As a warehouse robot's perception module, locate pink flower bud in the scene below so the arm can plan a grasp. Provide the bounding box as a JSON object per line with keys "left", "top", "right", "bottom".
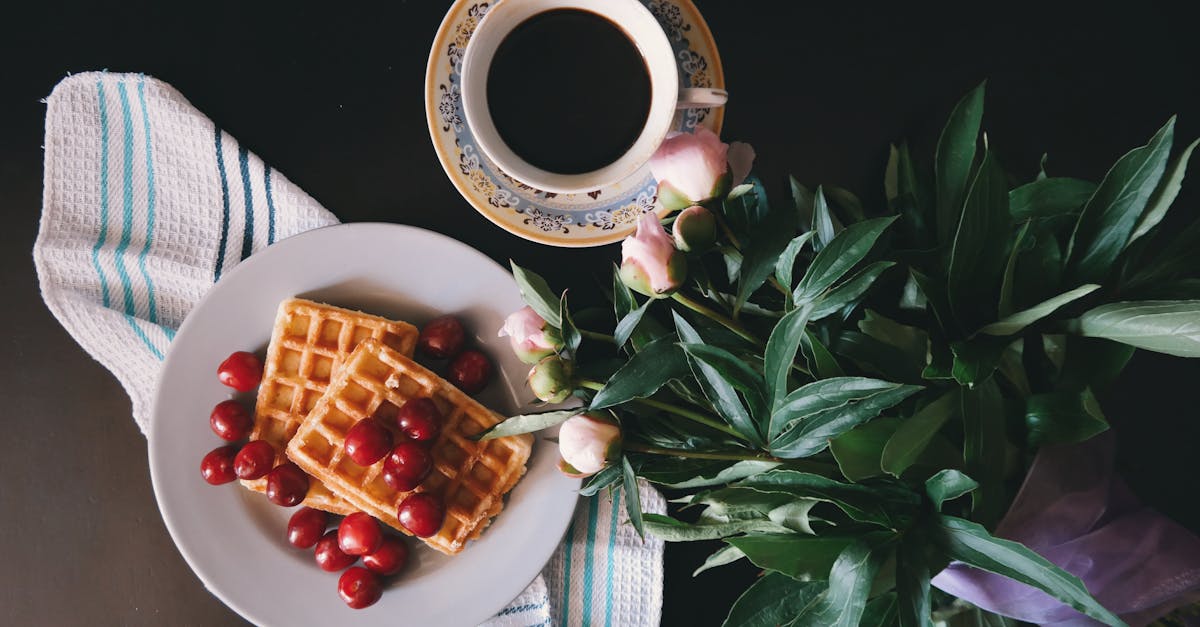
{"left": 527, "top": 355, "right": 574, "bottom": 403}
{"left": 619, "top": 212, "right": 686, "bottom": 298}
{"left": 498, "top": 306, "right": 563, "bottom": 364}
{"left": 649, "top": 126, "right": 733, "bottom": 211}
{"left": 557, "top": 413, "right": 621, "bottom": 477}
{"left": 672, "top": 205, "right": 717, "bottom": 252}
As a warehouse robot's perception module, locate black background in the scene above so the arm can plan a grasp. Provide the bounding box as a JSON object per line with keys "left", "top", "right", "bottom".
{"left": 3, "top": 1, "right": 1199, "bottom": 625}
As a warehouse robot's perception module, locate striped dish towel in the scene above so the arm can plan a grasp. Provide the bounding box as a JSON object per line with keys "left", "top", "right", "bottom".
{"left": 33, "top": 72, "right": 664, "bottom": 627}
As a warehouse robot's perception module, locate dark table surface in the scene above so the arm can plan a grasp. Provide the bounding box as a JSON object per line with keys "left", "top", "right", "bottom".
{"left": 4, "top": 1, "right": 1200, "bottom": 625}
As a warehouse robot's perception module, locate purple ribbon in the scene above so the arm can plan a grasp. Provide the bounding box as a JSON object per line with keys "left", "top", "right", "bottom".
{"left": 932, "top": 431, "right": 1200, "bottom": 626}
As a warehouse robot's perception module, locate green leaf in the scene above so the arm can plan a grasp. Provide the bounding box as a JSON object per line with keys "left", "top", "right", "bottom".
{"left": 1025, "top": 389, "right": 1108, "bottom": 446}
{"left": 638, "top": 459, "right": 780, "bottom": 489}
{"left": 811, "top": 185, "right": 844, "bottom": 252}
{"left": 825, "top": 186, "right": 867, "bottom": 223}
{"left": 948, "top": 150, "right": 1011, "bottom": 330}
{"left": 622, "top": 457, "right": 644, "bottom": 539}
{"left": 590, "top": 336, "right": 688, "bottom": 409}
{"left": 1067, "top": 117, "right": 1175, "bottom": 284}
{"left": 861, "top": 593, "right": 900, "bottom": 627}
{"left": 694, "top": 545, "right": 746, "bottom": 577}
{"left": 892, "top": 141, "right": 935, "bottom": 250}
{"left": 795, "top": 217, "right": 898, "bottom": 304}
{"left": 881, "top": 389, "right": 959, "bottom": 478}
{"left": 613, "top": 297, "right": 652, "bottom": 347}
{"left": 672, "top": 313, "right": 763, "bottom": 445}
{"left": 997, "top": 339, "right": 1032, "bottom": 397}
{"left": 794, "top": 539, "right": 889, "bottom": 627}
{"left": 473, "top": 409, "right": 580, "bottom": 441}
{"left": 1132, "top": 137, "right": 1200, "bottom": 247}
{"left": 933, "top": 515, "right": 1127, "bottom": 626}
{"left": 830, "top": 417, "right": 901, "bottom": 482}
{"left": 510, "top": 261, "right": 561, "bottom": 328}
{"left": 767, "top": 499, "right": 819, "bottom": 535}
{"left": 791, "top": 177, "right": 816, "bottom": 230}
{"left": 770, "top": 378, "right": 922, "bottom": 458}
{"left": 725, "top": 534, "right": 852, "bottom": 580}
{"left": 643, "top": 513, "right": 790, "bottom": 541}
{"left": 737, "top": 180, "right": 798, "bottom": 312}
{"left": 559, "top": 292, "right": 581, "bottom": 356}
{"left": 896, "top": 535, "right": 933, "bottom": 627}
{"left": 681, "top": 342, "right": 769, "bottom": 431}
{"left": 836, "top": 331, "right": 924, "bottom": 384}
{"left": 808, "top": 261, "right": 896, "bottom": 321}
{"left": 1073, "top": 300, "right": 1200, "bottom": 357}
{"left": 950, "top": 337, "right": 1008, "bottom": 387}
{"left": 998, "top": 221, "right": 1032, "bottom": 318}
{"left": 765, "top": 305, "right": 815, "bottom": 411}
{"left": 961, "top": 379, "right": 1007, "bottom": 528}
{"left": 776, "top": 231, "right": 817, "bottom": 292}
{"left": 612, "top": 264, "right": 634, "bottom": 319}
{"left": 1056, "top": 336, "right": 1134, "bottom": 392}
{"left": 925, "top": 469, "right": 979, "bottom": 510}
{"left": 979, "top": 284, "right": 1100, "bottom": 336}
{"left": 859, "top": 310, "right": 928, "bottom": 365}
{"left": 1008, "top": 177, "right": 1097, "bottom": 220}
{"left": 800, "top": 330, "right": 844, "bottom": 379}
{"left": 1014, "top": 226, "right": 1065, "bottom": 312}
{"left": 935, "top": 82, "right": 986, "bottom": 245}
{"left": 579, "top": 463, "right": 622, "bottom": 496}
{"left": 722, "top": 573, "right": 825, "bottom": 627}
{"left": 734, "top": 469, "right": 919, "bottom": 527}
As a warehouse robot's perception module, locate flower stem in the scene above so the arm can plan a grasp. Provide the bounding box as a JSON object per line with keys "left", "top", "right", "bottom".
{"left": 624, "top": 442, "right": 779, "bottom": 462}
{"left": 578, "top": 329, "right": 616, "bottom": 344}
{"left": 577, "top": 379, "right": 747, "bottom": 441}
{"left": 670, "top": 291, "right": 763, "bottom": 346}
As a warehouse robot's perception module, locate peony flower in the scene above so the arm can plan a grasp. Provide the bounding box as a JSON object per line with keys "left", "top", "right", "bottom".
{"left": 672, "top": 205, "right": 717, "bottom": 252}
{"left": 527, "top": 355, "right": 574, "bottom": 404}
{"left": 498, "top": 306, "right": 563, "bottom": 364}
{"left": 932, "top": 431, "right": 1200, "bottom": 626}
{"left": 619, "top": 212, "right": 686, "bottom": 298}
{"left": 649, "top": 126, "right": 755, "bottom": 211}
{"left": 557, "top": 413, "right": 622, "bottom": 478}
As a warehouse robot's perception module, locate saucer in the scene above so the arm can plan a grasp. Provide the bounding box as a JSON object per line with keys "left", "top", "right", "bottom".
{"left": 425, "top": 0, "right": 725, "bottom": 247}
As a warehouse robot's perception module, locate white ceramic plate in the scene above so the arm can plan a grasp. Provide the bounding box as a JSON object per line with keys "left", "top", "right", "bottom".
{"left": 149, "top": 223, "right": 580, "bottom": 626}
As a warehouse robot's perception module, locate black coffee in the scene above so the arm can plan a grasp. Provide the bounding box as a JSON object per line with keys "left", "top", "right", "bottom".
{"left": 486, "top": 9, "right": 651, "bottom": 175}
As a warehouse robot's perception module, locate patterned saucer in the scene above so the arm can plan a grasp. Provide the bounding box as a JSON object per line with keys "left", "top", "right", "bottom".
{"left": 425, "top": 0, "right": 725, "bottom": 247}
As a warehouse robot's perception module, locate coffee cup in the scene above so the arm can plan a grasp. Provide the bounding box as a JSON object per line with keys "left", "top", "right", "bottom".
{"left": 460, "top": 0, "right": 728, "bottom": 194}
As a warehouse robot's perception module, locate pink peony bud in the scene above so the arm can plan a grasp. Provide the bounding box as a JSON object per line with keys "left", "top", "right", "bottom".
{"left": 557, "top": 413, "right": 621, "bottom": 477}
{"left": 527, "top": 355, "right": 574, "bottom": 403}
{"left": 672, "top": 205, "right": 717, "bottom": 252}
{"left": 649, "top": 126, "right": 733, "bottom": 211}
{"left": 498, "top": 306, "right": 563, "bottom": 364}
{"left": 619, "top": 212, "right": 686, "bottom": 298}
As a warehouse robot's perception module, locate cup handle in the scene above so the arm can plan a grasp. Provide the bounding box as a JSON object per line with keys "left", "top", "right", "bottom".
{"left": 676, "top": 88, "right": 728, "bottom": 110}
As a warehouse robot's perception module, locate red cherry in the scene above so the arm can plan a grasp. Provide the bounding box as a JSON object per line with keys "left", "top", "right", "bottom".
{"left": 397, "top": 492, "right": 446, "bottom": 538}
{"left": 265, "top": 462, "right": 309, "bottom": 507}
{"left": 396, "top": 398, "right": 442, "bottom": 442}
{"left": 217, "top": 351, "right": 264, "bottom": 392}
{"left": 381, "top": 441, "right": 434, "bottom": 492}
{"left": 338, "top": 566, "right": 383, "bottom": 609}
{"left": 209, "top": 400, "right": 253, "bottom": 441}
{"left": 418, "top": 315, "right": 467, "bottom": 359}
{"left": 233, "top": 440, "right": 275, "bottom": 480}
{"left": 343, "top": 419, "right": 393, "bottom": 466}
{"left": 287, "top": 507, "right": 329, "bottom": 549}
{"left": 447, "top": 350, "right": 492, "bottom": 394}
{"left": 314, "top": 530, "right": 357, "bottom": 572}
{"left": 362, "top": 536, "right": 409, "bottom": 576}
{"left": 200, "top": 445, "right": 239, "bottom": 485}
{"left": 338, "top": 512, "right": 384, "bottom": 556}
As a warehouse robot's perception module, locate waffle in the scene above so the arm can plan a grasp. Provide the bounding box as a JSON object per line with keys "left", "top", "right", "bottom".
{"left": 286, "top": 338, "right": 533, "bottom": 555}
{"left": 242, "top": 298, "right": 419, "bottom": 514}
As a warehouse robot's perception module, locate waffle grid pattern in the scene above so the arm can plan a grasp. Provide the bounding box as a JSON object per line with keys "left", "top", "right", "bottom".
{"left": 242, "top": 298, "right": 418, "bottom": 513}
{"left": 287, "top": 338, "right": 533, "bottom": 555}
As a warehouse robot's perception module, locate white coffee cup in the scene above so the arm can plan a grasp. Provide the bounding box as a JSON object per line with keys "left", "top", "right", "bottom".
{"left": 460, "top": 0, "right": 728, "bottom": 194}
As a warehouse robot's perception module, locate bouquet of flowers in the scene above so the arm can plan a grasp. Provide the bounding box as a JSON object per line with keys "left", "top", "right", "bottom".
{"left": 481, "top": 83, "right": 1200, "bottom": 626}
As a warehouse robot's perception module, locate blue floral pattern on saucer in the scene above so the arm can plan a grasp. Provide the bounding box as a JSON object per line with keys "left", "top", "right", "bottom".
{"left": 426, "top": 0, "right": 725, "bottom": 247}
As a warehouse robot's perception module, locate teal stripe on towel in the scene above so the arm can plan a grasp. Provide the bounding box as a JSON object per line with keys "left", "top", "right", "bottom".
{"left": 92, "top": 80, "right": 112, "bottom": 308}
{"left": 113, "top": 82, "right": 137, "bottom": 316}
{"left": 237, "top": 144, "right": 254, "bottom": 260}
{"left": 560, "top": 518, "right": 576, "bottom": 626}
{"left": 582, "top": 495, "right": 600, "bottom": 626}
{"left": 213, "top": 128, "right": 231, "bottom": 281}
{"left": 604, "top": 485, "right": 621, "bottom": 627}
{"left": 264, "top": 164, "right": 276, "bottom": 245}
{"left": 135, "top": 78, "right": 160, "bottom": 325}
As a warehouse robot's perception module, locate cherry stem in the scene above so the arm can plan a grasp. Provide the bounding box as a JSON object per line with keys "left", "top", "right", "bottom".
{"left": 577, "top": 379, "right": 747, "bottom": 441}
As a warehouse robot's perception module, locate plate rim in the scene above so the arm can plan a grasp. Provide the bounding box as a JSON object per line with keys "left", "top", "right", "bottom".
{"left": 148, "top": 222, "right": 579, "bottom": 626}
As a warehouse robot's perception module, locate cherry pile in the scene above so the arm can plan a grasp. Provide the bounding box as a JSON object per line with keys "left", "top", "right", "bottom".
{"left": 196, "top": 314, "right": 497, "bottom": 610}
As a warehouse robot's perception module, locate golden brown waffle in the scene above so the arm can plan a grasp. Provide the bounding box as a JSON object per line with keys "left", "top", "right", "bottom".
{"left": 286, "top": 338, "right": 533, "bottom": 555}
{"left": 242, "top": 298, "right": 419, "bottom": 514}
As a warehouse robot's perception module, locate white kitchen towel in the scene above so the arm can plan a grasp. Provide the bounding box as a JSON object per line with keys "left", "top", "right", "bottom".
{"left": 34, "top": 72, "right": 664, "bottom": 627}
